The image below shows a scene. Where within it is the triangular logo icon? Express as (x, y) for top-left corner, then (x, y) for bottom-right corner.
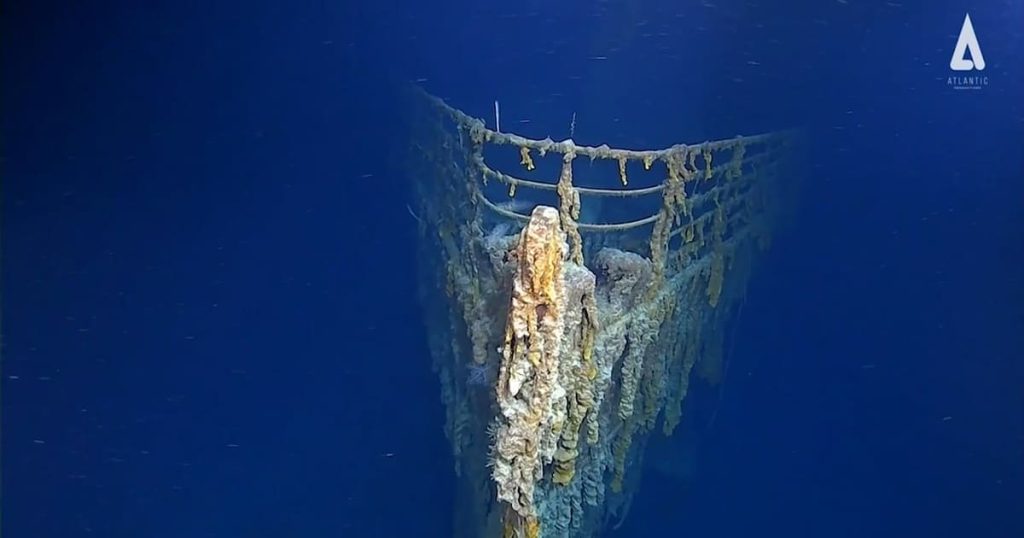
(950, 14), (985, 71)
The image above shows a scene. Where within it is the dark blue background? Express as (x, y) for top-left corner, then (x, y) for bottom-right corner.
(3, 0), (1021, 536)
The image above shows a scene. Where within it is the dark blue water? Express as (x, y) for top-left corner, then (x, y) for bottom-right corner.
(3, 1), (1021, 536)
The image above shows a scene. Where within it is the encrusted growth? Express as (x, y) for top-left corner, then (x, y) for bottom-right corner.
(408, 87), (796, 538)
(493, 206), (567, 524)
